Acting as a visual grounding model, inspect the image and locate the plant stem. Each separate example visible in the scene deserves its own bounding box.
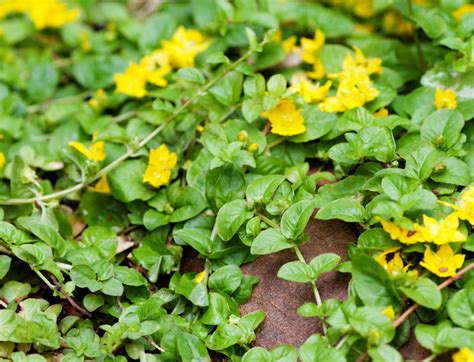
[144,336,165,353]
[293,245,327,335]
[266,137,285,150]
[394,262,474,327]
[1,45,260,206]
[257,213,279,229]
[406,0,427,71]
[113,110,137,123]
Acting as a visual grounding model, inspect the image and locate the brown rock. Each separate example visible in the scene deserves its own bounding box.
[240,219,357,349]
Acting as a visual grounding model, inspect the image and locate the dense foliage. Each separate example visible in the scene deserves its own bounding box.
[0,0,473,361]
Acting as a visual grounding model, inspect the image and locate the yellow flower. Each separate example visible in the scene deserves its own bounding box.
[377,218,425,244]
[353,0,373,18]
[420,214,466,245]
[440,187,474,225]
[320,47,381,113]
[261,99,306,136]
[69,134,106,162]
[161,26,210,68]
[143,144,177,188]
[139,55,172,87]
[300,30,325,64]
[435,88,457,110]
[453,4,474,21]
[420,244,465,278]
[0,152,5,169]
[248,143,259,152]
[375,248,409,275]
[290,79,332,104]
[88,175,110,194]
[374,108,389,117]
[319,96,346,113]
[30,1,79,29]
[272,30,297,55]
[239,130,248,142]
[114,62,148,98]
[383,306,396,320]
[194,270,206,284]
[453,348,474,362]
[306,58,325,80]
[383,11,413,36]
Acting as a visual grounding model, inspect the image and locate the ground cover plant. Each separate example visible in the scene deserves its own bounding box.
[0,0,473,361]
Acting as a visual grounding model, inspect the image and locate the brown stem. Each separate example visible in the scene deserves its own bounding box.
[50,275,92,318]
[144,336,165,353]
[394,263,474,327]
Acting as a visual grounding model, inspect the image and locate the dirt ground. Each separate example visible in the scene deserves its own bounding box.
[181,218,432,360]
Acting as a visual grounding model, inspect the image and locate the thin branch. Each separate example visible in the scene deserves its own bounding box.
[49,274,93,318]
[144,336,165,353]
[394,262,474,327]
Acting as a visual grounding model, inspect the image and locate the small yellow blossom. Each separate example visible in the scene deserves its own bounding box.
[69,134,106,162]
[306,58,325,80]
[0,0,79,29]
[320,47,381,113]
[377,218,425,244]
[194,270,206,284]
[440,186,474,225]
[383,11,413,36]
[353,0,373,18]
[248,143,259,152]
[375,248,409,275]
[355,24,375,34]
[374,108,389,117]
[272,30,297,55]
[420,214,466,245]
[88,175,110,194]
[261,99,306,136]
[79,31,91,52]
[0,152,5,169]
[196,125,204,133]
[290,79,332,104]
[453,4,474,21]
[114,62,148,98]
[383,306,396,320]
[435,88,457,110]
[143,144,177,188]
[161,26,210,68]
[453,348,474,362]
[140,55,172,87]
[300,30,325,64]
[239,131,248,142]
[420,244,465,278]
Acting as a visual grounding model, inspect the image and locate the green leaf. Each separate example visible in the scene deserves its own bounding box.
[177,332,210,361]
[352,253,400,308]
[101,278,124,296]
[277,261,313,283]
[201,292,238,325]
[216,200,254,241]
[114,266,147,286]
[299,334,346,362]
[27,63,59,103]
[309,253,341,278]
[431,157,472,186]
[0,281,31,303]
[280,200,315,240]
[447,286,474,329]
[368,344,403,362]
[251,228,293,255]
[173,228,212,256]
[175,67,205,84]
[208,265,243,295]
[267,74,287,97]
[0,255,12,280]
[209,71,243,106]
[243,347,271,362]
[71,265,102,293]
[421,109,465,149]
[246,175,286,205]
[83,294,104,312]
[139,13,177,51]
[289,108,337,143]
[316,197,366,222]
[398,277,442,310]
[349,306,395,345]
[108,160,156,202]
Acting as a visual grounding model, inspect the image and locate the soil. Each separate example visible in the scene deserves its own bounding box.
[180,218,433,360]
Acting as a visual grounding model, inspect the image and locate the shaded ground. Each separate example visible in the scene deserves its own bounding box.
[181,218,432,360]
